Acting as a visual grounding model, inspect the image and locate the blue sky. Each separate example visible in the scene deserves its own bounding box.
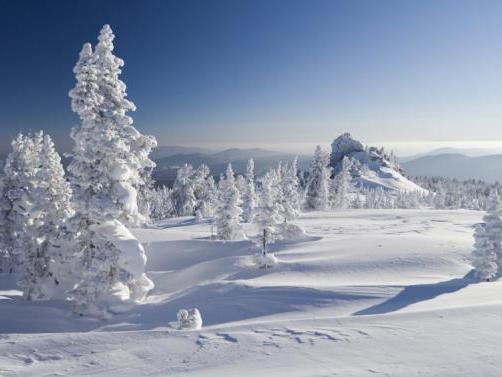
[1,0,502,154]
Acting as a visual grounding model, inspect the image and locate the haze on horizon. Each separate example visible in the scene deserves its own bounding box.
[1,0,502,155]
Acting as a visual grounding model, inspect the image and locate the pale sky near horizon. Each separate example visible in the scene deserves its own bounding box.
[1,0,502,155]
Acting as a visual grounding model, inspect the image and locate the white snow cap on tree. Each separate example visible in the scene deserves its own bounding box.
[68,25,156,315]
[215,164,244,240]
[305,145,331,210]
[472,189,502,281]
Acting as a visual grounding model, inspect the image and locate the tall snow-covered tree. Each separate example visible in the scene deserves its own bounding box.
[472,189,502,280]
[215,164,243,240]
[305,146,331,210]
[68,25,156,315]
[242,159,257,223]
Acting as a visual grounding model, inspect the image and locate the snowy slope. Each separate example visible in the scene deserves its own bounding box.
[355,166,427,193]
[3,209,502,376]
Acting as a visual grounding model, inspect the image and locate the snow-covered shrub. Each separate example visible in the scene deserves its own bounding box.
[177,308,203,330]
[277,222,308,243]
[255,252,278,269]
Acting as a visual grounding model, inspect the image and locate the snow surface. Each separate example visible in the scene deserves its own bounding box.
[2,209,502,376]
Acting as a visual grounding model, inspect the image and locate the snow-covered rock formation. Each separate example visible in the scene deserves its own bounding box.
[330,133,425,193]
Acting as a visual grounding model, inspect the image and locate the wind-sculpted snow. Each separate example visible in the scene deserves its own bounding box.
[4,209,502,376]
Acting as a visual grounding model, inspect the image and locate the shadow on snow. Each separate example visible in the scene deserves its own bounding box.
[354,270,477,316]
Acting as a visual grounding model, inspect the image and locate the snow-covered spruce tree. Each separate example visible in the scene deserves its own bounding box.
[279,158,300,221]
[242,158,258,223]
[150,186,175,221]
[0,174,14,274]
[2,133,40,290]
[330,156,352,209]
[215,164,243,240]
[471,189,502,280]
[198,175,218,218]
[472,223,497,281]
[191,164,217,218]
[2,132,73,299]
[305,146,331,210]
[31,133,75,298]
[68,25,156,316]
[171,164,196,217]
[255,168,284,242]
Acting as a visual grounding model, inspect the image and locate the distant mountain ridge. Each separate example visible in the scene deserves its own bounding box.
[152,146,310,186]
[402,153,502,182]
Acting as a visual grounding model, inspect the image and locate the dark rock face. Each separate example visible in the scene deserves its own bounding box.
[330,133,364,171]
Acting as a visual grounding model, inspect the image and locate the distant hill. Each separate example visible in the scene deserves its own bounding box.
[150,145,215,160]
[402,153,502,182]
[152,146,310,187]
[330,133,426,193]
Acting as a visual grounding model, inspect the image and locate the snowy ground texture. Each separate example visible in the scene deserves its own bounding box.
[2,209,502,376]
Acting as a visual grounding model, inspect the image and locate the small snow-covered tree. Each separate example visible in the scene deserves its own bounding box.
[330,156,352,209]
[242,159,258,223]
[191,164,217,218]
[215,164,243,240]
[279,158,300,221]
[171,164,196,217]
[305,146,331,210]
[68,25,156,315]
[472,223,497,281]
[472,189,502,280]
[255,168,284,241]
[151,186,175,221]
[198,175,218,218]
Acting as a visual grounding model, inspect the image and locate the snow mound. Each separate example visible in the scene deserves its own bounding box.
[91,220,154,301]
[177,308,203,330]
[330,133,426,193]
[277,222,310,243]
[254,252,278,268]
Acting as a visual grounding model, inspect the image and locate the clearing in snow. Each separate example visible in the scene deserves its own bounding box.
[2,209,501,376]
